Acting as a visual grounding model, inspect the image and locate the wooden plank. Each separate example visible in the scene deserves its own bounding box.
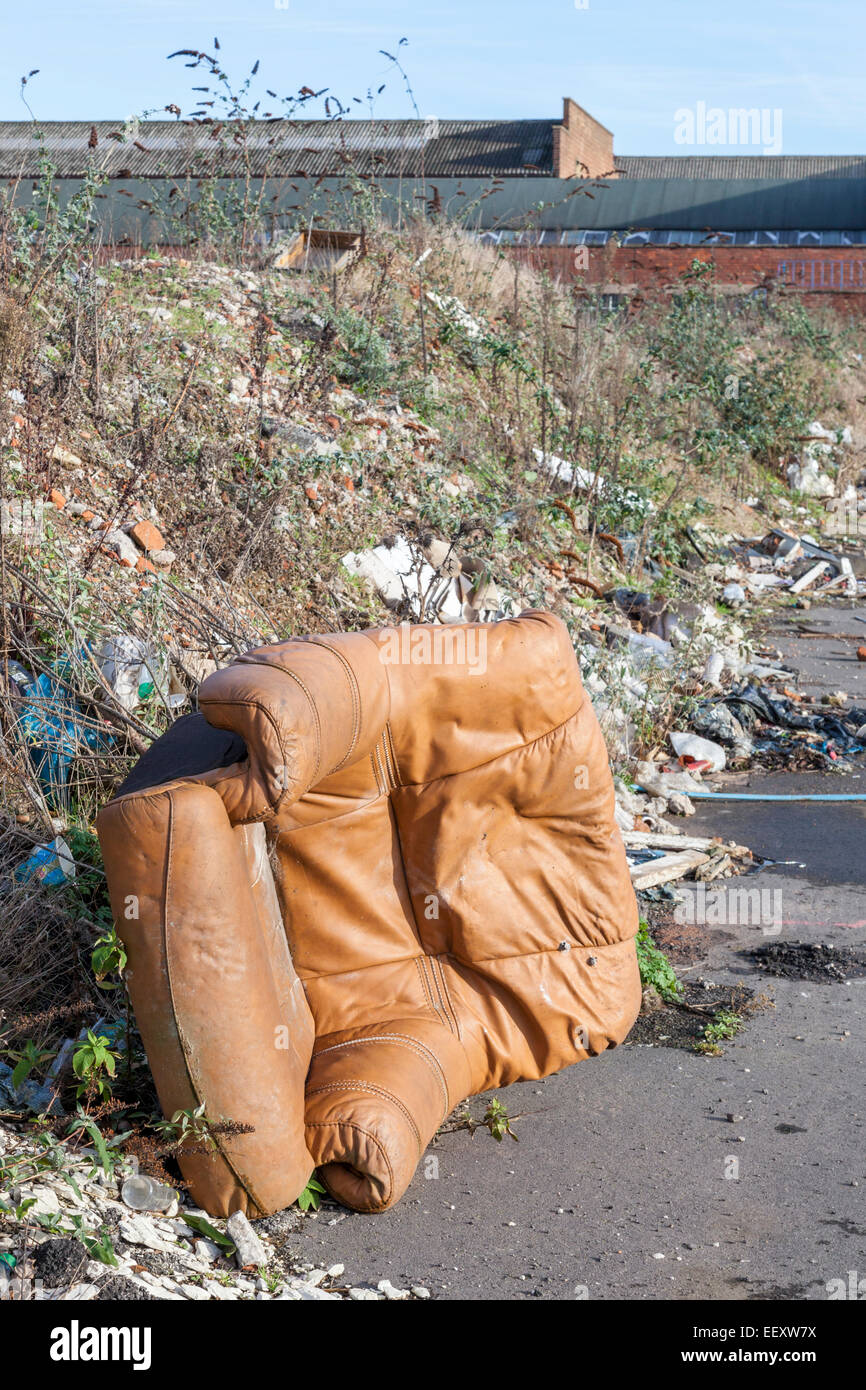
[628,849,710,888]
[623,831,750,856]
[790,561,829,594]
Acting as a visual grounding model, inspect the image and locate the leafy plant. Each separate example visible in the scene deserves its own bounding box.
[72,1030,120,1101]
[91,923,128,989]
[68,1214,119,1267]
[448,1098,519,1142]
[482,1098,518,1143]
[152,1100,216,1151]
[0,1193,37,1221]
[66,1104,121,1177]
[181,1212,236,1255]
[297,1174,327,1213]
[694,1008,743,1056]
[327,303,393,388]
[4,1039,54,1090]
[636,920,682,1001]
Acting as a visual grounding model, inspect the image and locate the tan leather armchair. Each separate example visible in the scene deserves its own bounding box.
[97,611,640,1217]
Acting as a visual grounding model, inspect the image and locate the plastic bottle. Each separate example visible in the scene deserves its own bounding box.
[121,1174,176,1212]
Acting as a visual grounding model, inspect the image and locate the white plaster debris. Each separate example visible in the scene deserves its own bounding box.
[0,1120,432,1302]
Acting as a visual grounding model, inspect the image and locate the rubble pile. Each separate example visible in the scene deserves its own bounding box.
[0,1123,429,1303]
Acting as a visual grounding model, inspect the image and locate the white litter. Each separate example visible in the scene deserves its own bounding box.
[669,731,726,772]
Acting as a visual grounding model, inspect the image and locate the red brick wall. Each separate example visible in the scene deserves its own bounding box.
[510,243,866,311]
[553,99,616,180]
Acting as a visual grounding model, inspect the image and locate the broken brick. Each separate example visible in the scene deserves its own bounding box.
[130,519,166,553]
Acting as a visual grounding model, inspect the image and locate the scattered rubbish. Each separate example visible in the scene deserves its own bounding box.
[94,635,173,712]
[730,528,860,599]
[121,1174,177,1213]
[669,730,726,773]
[787,456,835,498]
[13,835,76,886]
[626,823,754,885]
[534,449,651,517]
[690,703,754,762]
[623,629,674,669]
[790,561,829,594]
[607,588,689,642]
[343,537,461,620]
[634,761,706,801]
[786,421,850,498]
[0,1060,57,1114]
[722,581,746,606]
[623,832,751,858]
[342,534,517,624]
[13,667,105,800]
[689,681,866,771]
[426,290,486,342]
[3,658,36,694]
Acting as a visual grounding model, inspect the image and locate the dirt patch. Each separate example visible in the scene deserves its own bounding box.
[748,941,866,982]
[624,980,759,1052]
[650,913,735,967]
[98,1274,157,1300]
[34,1236,90,1287]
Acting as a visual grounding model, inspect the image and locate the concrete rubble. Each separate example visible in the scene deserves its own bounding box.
[0,1121,429,1303]
[343,534,519,624]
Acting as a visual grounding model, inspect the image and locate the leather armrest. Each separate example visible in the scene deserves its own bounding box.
[197,631,391,823]
[97,780,314,1217]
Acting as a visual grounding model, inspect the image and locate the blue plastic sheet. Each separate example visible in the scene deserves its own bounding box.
[15,665,106,803]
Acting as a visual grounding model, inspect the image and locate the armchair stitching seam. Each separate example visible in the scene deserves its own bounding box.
[300,640,362,773]
[312,1034,450,1116]
[307,1081,422,1152]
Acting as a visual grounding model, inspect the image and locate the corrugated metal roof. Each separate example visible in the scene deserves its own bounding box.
[0,119,556,180]
[617,155,866,180]
[2,122,863,184]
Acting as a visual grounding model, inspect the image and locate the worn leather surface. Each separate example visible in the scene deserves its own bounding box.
[97,611,640,1216]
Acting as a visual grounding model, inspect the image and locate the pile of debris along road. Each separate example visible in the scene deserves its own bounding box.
[342,504,866,895]
[0,1123,429,1303]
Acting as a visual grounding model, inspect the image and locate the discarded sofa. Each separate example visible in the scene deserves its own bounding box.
[96,611,640,1217]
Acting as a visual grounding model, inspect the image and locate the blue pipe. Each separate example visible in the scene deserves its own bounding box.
[686,791,866,802]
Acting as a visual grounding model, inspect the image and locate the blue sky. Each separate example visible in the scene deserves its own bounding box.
[2,0,864,154]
